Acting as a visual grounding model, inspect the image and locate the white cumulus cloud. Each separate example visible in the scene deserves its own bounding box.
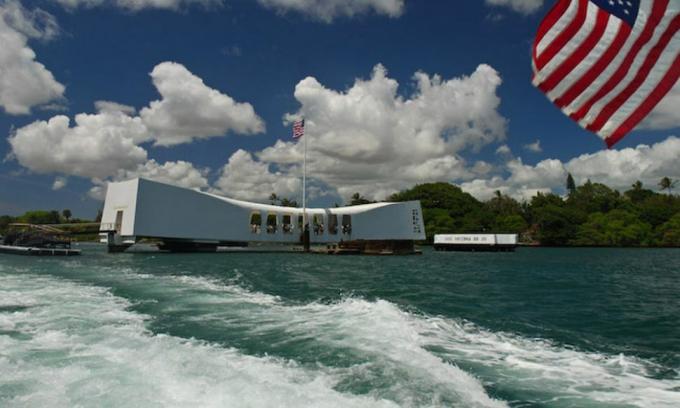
[8,112,149,179]
[52,176,67,191]
[0,1,65,115]
[140,62,265,146]
[89,159,210,200]
[117,159,209,189]
[225,63,506,201]
[213,149,300,201]
[485,0,543,15]
[9,62,264,183]
[523,140,542,153]
[95,100,137,115]
[461,136,680,200]
[8,61,266,200]
[52,0,404,21]
[2,0,60,40]
[638,82,680,131]
[496,144,512,156]
[256,0,404,22]
[52,0,221,11]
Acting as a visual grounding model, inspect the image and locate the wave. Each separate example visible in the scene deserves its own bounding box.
[170,274,281,306]
[142,273,680,407]
[129,271,507,405]
[2,266,679,407]
[418,316,680,407]
[0,274,396,408]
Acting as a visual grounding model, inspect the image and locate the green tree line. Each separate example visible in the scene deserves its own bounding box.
[388,177,680,247]
[3,177,678,247]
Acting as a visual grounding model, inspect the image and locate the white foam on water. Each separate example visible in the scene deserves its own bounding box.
[162,274,679,407]
[273,299,508,408]
[170,274,281,306]
[274,298,680,407]
[0,273,400,408]
[4,263,678,408]
[0,276,41,308]
[128,273,507,406]
[100,265,280,306]
[415,317,680,407]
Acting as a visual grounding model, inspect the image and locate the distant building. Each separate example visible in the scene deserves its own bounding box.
[99,178,425,254]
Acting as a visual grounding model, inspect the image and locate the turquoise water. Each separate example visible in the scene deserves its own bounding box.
[1,245,679,407]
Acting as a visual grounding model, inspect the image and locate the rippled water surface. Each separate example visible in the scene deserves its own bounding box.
[1,245,679,407]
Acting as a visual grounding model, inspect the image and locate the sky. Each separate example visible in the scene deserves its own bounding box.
[0,0,678,218]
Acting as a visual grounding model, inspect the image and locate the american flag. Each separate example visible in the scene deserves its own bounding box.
[292,119,305,139]
[532,0,680,147]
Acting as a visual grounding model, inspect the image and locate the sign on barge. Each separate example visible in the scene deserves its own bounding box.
[434,234,518,252]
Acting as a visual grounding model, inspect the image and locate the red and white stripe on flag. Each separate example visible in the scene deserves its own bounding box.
[532,0,680,147]
[292,119,305,139]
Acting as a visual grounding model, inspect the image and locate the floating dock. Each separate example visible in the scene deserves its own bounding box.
[0,244,81,256]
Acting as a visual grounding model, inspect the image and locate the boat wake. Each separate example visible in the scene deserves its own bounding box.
[160,272,680,407]
[0,272,402,408]
[1,266,678,407]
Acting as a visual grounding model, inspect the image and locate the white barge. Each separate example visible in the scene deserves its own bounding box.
[434,234,518,252]
[99,178,426,254]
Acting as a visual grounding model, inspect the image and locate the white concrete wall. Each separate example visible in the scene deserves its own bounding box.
[100,179,139,237]
[132,179,259,242]
[351,201,425,240]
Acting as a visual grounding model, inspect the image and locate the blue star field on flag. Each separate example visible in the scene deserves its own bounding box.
[591,0,641,26]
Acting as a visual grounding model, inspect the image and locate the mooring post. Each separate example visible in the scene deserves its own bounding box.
[303,223,310,252]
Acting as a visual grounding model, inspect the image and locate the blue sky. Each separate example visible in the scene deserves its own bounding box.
[1,0,678,218]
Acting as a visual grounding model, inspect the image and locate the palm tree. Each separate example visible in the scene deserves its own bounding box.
[350,193,371,206]
[658,177,677,195]
[566,173,576,196]
[280,198,298,208]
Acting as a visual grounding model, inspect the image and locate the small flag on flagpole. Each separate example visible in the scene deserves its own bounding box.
[293,119,305,139]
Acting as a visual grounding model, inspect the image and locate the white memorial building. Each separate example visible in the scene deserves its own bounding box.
[100,178,426,254]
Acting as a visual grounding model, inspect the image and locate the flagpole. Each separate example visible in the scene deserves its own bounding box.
[299,118,309,252]
[302,121,307,229]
